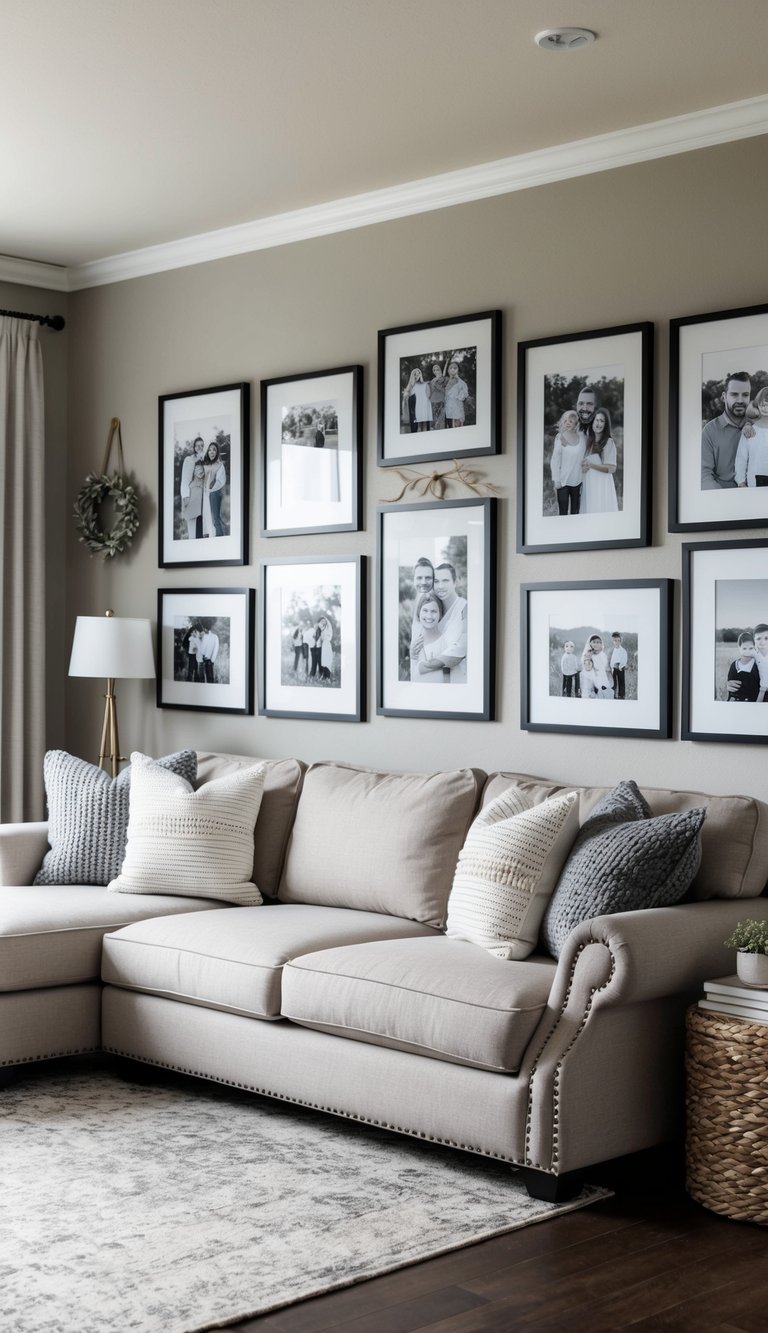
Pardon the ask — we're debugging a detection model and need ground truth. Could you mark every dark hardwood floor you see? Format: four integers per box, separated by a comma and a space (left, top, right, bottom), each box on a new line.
227, 1149, 768, 1333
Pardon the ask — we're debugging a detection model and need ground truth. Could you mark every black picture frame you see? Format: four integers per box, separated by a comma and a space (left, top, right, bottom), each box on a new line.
520, 578, 672, 738
158, 383, 249, 568
377, 497, 496, 720
517, 322, 653, 553
260, 555, 365, 722
682, 539, 768, 744
261, 365, 363, 537
377, 310, 501, 467
669, 302, 768, 533
157, 587, 254, 714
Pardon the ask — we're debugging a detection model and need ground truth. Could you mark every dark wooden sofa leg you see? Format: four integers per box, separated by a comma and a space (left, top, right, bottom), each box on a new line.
108, 1054, 159, 1084
520, 1167, 585, 1202
0, 1064, 17, 1089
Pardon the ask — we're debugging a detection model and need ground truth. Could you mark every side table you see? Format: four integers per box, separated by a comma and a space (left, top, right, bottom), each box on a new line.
686, 1004, 768, 1225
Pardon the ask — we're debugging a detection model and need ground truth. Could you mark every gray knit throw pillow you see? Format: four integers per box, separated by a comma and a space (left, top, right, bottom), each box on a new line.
33, 749, 198, 886
540, 779, 705, 959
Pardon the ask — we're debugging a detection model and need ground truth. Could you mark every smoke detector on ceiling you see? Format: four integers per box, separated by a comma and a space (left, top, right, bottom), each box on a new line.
534, 28, 596, 52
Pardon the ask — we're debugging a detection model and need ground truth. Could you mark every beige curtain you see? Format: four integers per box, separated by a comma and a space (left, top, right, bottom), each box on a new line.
0, 316, 45, 820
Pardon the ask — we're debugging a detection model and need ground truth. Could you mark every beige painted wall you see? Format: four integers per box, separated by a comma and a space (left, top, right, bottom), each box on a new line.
0, 280, 69, 753
65, 138, 768, 801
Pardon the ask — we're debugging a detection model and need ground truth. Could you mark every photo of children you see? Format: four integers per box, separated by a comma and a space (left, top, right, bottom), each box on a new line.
281, 583, 341, 689
396, 534, 468, 684
714, 578, 768, 702
172, 616, 230, 685
542, 369, 625, 517
280, 398, 340, 506
548, 622, 638, 701
399, 347, 476, 435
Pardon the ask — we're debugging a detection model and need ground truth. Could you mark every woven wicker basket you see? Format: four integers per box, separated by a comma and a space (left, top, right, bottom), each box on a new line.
686, 1005, 768, 1225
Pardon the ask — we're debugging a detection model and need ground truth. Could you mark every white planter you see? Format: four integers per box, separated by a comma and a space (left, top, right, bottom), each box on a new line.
736, 950, 768, 988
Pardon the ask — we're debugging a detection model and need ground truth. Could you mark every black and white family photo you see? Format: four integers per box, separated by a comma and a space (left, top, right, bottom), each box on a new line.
547, 623, 638, 701
714, 579, 768, 703
397, 535, 468, 684
280, 397, 340, 506
542, 371, 625, 517
700, 357, 768, 492
399, 346, 476, 434
174, 415, 232, 541
282, 584, 341, 689
172, 615, 231, 686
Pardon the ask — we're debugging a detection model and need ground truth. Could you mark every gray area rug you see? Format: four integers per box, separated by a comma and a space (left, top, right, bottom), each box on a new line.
1, 1060, 610, 1333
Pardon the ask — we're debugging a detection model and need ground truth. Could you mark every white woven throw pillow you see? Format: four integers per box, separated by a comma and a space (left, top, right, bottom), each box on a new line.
446, 786, 579, 960
108, 752, 266, 905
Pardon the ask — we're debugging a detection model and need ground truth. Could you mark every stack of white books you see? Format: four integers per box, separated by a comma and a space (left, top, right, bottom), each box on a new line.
699, 975, 768, 1024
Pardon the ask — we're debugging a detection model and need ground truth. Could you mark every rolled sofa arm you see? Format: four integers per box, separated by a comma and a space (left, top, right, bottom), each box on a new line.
0, 822, 49, 886
519, 897, 768, 1175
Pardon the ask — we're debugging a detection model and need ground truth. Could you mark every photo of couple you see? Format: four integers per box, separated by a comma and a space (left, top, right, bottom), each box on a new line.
174, 417, 231, 541
172, 616, 230, 686
715, 578, 768, 703
543, 373, 625, 517
281, 585, 341, 690
548, 627, 638, 702
700, 364, 768, 491
397, 537, 468, 685
399, 346, 476, 435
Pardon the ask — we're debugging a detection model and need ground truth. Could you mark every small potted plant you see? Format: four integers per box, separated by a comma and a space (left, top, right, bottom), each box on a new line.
724, 919, 768, 987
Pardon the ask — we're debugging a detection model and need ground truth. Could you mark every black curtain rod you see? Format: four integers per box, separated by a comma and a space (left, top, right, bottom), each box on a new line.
0, 307, 65, 331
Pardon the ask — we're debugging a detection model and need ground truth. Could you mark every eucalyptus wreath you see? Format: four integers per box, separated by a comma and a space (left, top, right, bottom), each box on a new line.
73, 472, 140, 559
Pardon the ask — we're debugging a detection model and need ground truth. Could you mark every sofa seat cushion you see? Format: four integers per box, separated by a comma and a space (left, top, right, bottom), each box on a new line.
0, 886, 224, 992
281, 937, 556, 1073
101, 904, 436, 1020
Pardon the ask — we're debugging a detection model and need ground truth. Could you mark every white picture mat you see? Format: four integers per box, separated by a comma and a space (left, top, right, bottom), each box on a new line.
677, 312, 768, 526
162, 388, 243, 564
382, 318, 494, 461
265, 373, 355, 531
689, 546, 768, 739
264, 561, 359, 715
160, 591, 248, 710
523, 331, 645, 546
527, 586, 662, 731
381, 505, 488, 714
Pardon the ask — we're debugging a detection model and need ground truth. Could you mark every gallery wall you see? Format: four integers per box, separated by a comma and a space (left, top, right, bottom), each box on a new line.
63, 136, 768, 801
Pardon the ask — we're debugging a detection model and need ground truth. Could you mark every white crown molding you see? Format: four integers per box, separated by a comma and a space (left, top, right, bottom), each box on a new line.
41, 94, 768, 291
0, 253, 69, 292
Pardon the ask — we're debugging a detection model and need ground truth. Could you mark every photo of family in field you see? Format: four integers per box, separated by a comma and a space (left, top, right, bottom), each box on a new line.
280, 397, 340, 506
542, 370, 625, 517
699, 355, 768, 492
714, 579, 768, 703
173, 415, 232, 541
399, 345, 477, 435
172, 616, 231, 686
282, 584, 341, 690
397, 535, 468, 684
547, 622, 638, 701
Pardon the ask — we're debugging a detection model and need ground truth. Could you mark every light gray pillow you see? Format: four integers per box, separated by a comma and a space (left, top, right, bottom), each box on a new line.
33, 749, 197, 887
540, 780, 706, 959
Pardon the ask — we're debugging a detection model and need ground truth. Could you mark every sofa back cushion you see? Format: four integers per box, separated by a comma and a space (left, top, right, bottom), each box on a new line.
195, 753, 305, 898
483, 771, 768, 901
279, 762, 485, 927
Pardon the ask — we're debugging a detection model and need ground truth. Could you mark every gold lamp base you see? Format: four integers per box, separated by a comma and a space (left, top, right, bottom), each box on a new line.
98, 678, 126, 780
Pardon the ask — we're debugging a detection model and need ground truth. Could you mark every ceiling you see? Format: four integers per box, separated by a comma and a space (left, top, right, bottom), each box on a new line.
3, 0, 768, 273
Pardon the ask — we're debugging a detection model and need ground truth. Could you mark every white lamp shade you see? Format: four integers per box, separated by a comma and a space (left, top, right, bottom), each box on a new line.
69, 615, 155, 680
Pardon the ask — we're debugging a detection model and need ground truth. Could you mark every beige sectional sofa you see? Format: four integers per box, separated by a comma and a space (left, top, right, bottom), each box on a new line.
2, 751, 768, 1201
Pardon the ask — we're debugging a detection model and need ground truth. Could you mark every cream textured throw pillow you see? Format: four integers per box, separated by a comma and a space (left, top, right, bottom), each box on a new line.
446, 786, 579, 960
108, 752, 266, 905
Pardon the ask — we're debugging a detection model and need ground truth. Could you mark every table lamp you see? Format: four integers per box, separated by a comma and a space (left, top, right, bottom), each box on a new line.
68, 610, 155, 778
